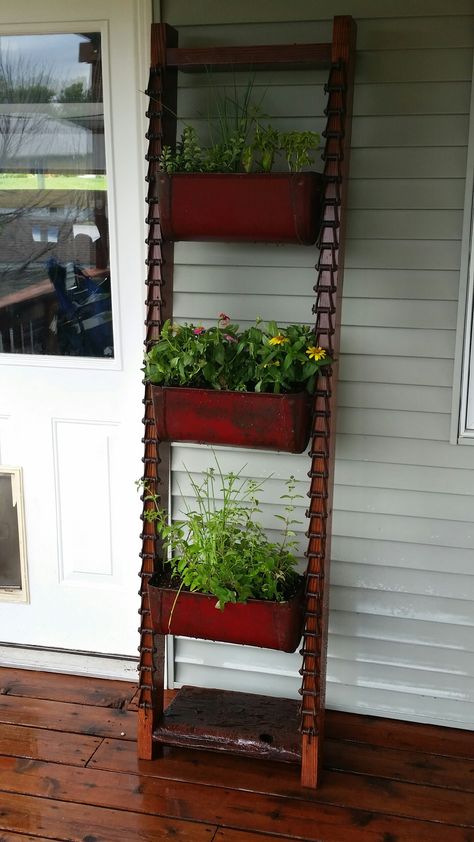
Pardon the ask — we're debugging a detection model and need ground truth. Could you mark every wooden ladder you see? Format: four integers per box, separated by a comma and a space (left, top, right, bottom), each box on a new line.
138, 15, 356, 789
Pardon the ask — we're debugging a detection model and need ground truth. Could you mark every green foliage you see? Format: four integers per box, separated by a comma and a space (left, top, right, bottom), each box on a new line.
142, 462, 303, 609
158, 83, 320, 174
144, 315, 332, 395
280, 130, 320, 172
57, 81, 93, 103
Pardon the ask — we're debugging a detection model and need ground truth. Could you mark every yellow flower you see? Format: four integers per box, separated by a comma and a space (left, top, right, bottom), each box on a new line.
306, 345, 326, 361
269, 334, 289, 346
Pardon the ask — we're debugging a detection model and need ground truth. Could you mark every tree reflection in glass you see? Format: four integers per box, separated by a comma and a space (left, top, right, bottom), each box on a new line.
0, 32, 113, 357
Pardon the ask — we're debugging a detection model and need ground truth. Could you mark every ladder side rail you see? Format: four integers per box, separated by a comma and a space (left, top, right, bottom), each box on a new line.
300, 14, 357, 789
138, 22, 178, 761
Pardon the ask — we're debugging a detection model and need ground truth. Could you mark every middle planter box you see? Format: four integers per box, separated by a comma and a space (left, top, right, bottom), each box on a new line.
151, 385, 312, 452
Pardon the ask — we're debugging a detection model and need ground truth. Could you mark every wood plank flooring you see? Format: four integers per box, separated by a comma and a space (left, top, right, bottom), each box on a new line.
0, 667, 473, 841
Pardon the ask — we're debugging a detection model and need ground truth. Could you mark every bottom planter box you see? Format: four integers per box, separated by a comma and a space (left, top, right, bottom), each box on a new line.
148, 575, 305, 653
151, 385, 313, 452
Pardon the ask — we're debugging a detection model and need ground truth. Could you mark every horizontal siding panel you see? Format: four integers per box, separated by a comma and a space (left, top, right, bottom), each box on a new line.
347, 210, 463, 240
338, 382, 451, 412
164, 4, 474, 30
353, 81, 471, 116
175, 267, 460, 301
335, 461, 474, 496
329, 634, 474, 672
170, 444, 309, 479
328, 659, 474, 701
331, 561, 474, 600
335, 434, 474, 470
343, 270, 460, 300
328, 683, 474, 728
332, 536, 474, 575
178, 84, 328, 119
335, 485, 474, 522
350, 146, 467, 177
175, 239, 463, 270
336, 406, 450, 439
174, 294, 457, 330
174, 266, 320, 297
329, 610, 474, 649
339, 356, 454, 386
356, 48, 473, 83
330, 586, 474, 625
345, 239, 462, 270
175, 241, 324, 267
348, 179, 465, 210
340, 327, 455, 357
174, 292, 311, 323
341, 299, 457, 328
351, 115, 469, 147
333, 510, 474, 551
188, 114, 470, 148
180, 81, 471, 119
173, 659, 300, 700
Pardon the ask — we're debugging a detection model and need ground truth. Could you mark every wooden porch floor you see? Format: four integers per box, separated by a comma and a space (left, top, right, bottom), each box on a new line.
0, 668, 473, 841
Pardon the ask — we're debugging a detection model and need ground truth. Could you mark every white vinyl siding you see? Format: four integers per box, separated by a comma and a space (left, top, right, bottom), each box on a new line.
156, 0, 474, 730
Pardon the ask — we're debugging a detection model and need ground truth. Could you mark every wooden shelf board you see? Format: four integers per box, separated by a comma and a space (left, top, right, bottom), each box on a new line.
166, 43, 332, 72
153, 686, 302, 763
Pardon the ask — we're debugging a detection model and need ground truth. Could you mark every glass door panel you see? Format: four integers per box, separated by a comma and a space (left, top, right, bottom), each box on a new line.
0, 32, 113, 357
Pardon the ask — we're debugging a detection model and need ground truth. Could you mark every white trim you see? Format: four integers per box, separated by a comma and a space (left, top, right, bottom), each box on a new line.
0, 643, 138, 680
451, 48, 474, 442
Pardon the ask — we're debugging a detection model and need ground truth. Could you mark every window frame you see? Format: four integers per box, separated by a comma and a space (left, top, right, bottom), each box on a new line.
451, 50, 474, 442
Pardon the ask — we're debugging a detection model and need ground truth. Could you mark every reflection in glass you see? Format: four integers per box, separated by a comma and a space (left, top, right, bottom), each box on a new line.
0, 473, 22, 588
0, 33, 113, 357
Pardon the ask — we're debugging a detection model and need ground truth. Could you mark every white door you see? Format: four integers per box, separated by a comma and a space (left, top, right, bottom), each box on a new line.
0, 0, 151, 660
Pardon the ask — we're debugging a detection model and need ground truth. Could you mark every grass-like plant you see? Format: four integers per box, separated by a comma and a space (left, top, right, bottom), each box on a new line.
158, 82, 320, 174
143, 460, 304, 610
145, 315, 331, 395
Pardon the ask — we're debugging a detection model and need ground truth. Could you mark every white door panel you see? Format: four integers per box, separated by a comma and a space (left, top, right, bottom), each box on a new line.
0, 0, 150, 657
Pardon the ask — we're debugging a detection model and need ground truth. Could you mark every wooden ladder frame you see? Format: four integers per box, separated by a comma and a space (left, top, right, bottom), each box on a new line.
137, 15, 356, 789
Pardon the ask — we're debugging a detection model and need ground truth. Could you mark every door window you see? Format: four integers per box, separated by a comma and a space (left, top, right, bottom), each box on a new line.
0, 32, 113, 357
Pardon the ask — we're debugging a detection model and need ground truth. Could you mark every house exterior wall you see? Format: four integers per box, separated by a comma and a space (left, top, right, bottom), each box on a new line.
154, 0, 474, 729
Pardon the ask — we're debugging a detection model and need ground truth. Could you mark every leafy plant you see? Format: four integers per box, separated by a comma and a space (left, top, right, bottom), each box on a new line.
142, 460, 304, 610
280, 130, 320, 172
144, 314, 332, 394
158, 82, 320, 174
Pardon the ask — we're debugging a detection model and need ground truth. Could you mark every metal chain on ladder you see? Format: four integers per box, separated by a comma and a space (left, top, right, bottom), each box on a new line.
138, 63, 167, 713
299, 59, 348, 738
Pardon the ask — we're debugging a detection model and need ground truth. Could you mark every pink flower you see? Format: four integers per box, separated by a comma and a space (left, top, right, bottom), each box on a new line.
224, 334, 237, 343
218, 312, 230, 325
193, 327, 205, 335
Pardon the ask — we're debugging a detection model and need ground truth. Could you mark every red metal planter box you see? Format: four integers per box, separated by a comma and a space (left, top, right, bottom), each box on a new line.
151, 385, 312, 452
148, 577, 305, 652
156, 172, 324, 244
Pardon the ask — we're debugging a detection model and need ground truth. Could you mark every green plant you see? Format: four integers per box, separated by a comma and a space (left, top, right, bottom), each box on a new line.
144, 314, 332, 394
158, 82, 320, 174
142, 460, 303, 610
280, 130, 320, 172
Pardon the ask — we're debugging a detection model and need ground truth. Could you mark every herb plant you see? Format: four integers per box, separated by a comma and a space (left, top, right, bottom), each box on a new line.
158, 84, 320, 174
144, 315, 331, 395
143, 461, 303, 610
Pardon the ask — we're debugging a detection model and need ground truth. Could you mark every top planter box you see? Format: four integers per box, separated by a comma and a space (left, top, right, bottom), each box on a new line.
156, 172, 325, 244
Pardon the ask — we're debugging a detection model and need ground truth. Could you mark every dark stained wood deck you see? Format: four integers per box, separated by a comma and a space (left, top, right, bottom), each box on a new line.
0, 667, 473, 841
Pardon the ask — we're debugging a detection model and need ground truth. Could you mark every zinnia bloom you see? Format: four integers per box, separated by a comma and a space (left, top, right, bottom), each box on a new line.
306, 345, 326, 361
224, 334, 237, 343
193, 327, 205, 335
269, 334, 289, 346
218, 313, 230, 324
